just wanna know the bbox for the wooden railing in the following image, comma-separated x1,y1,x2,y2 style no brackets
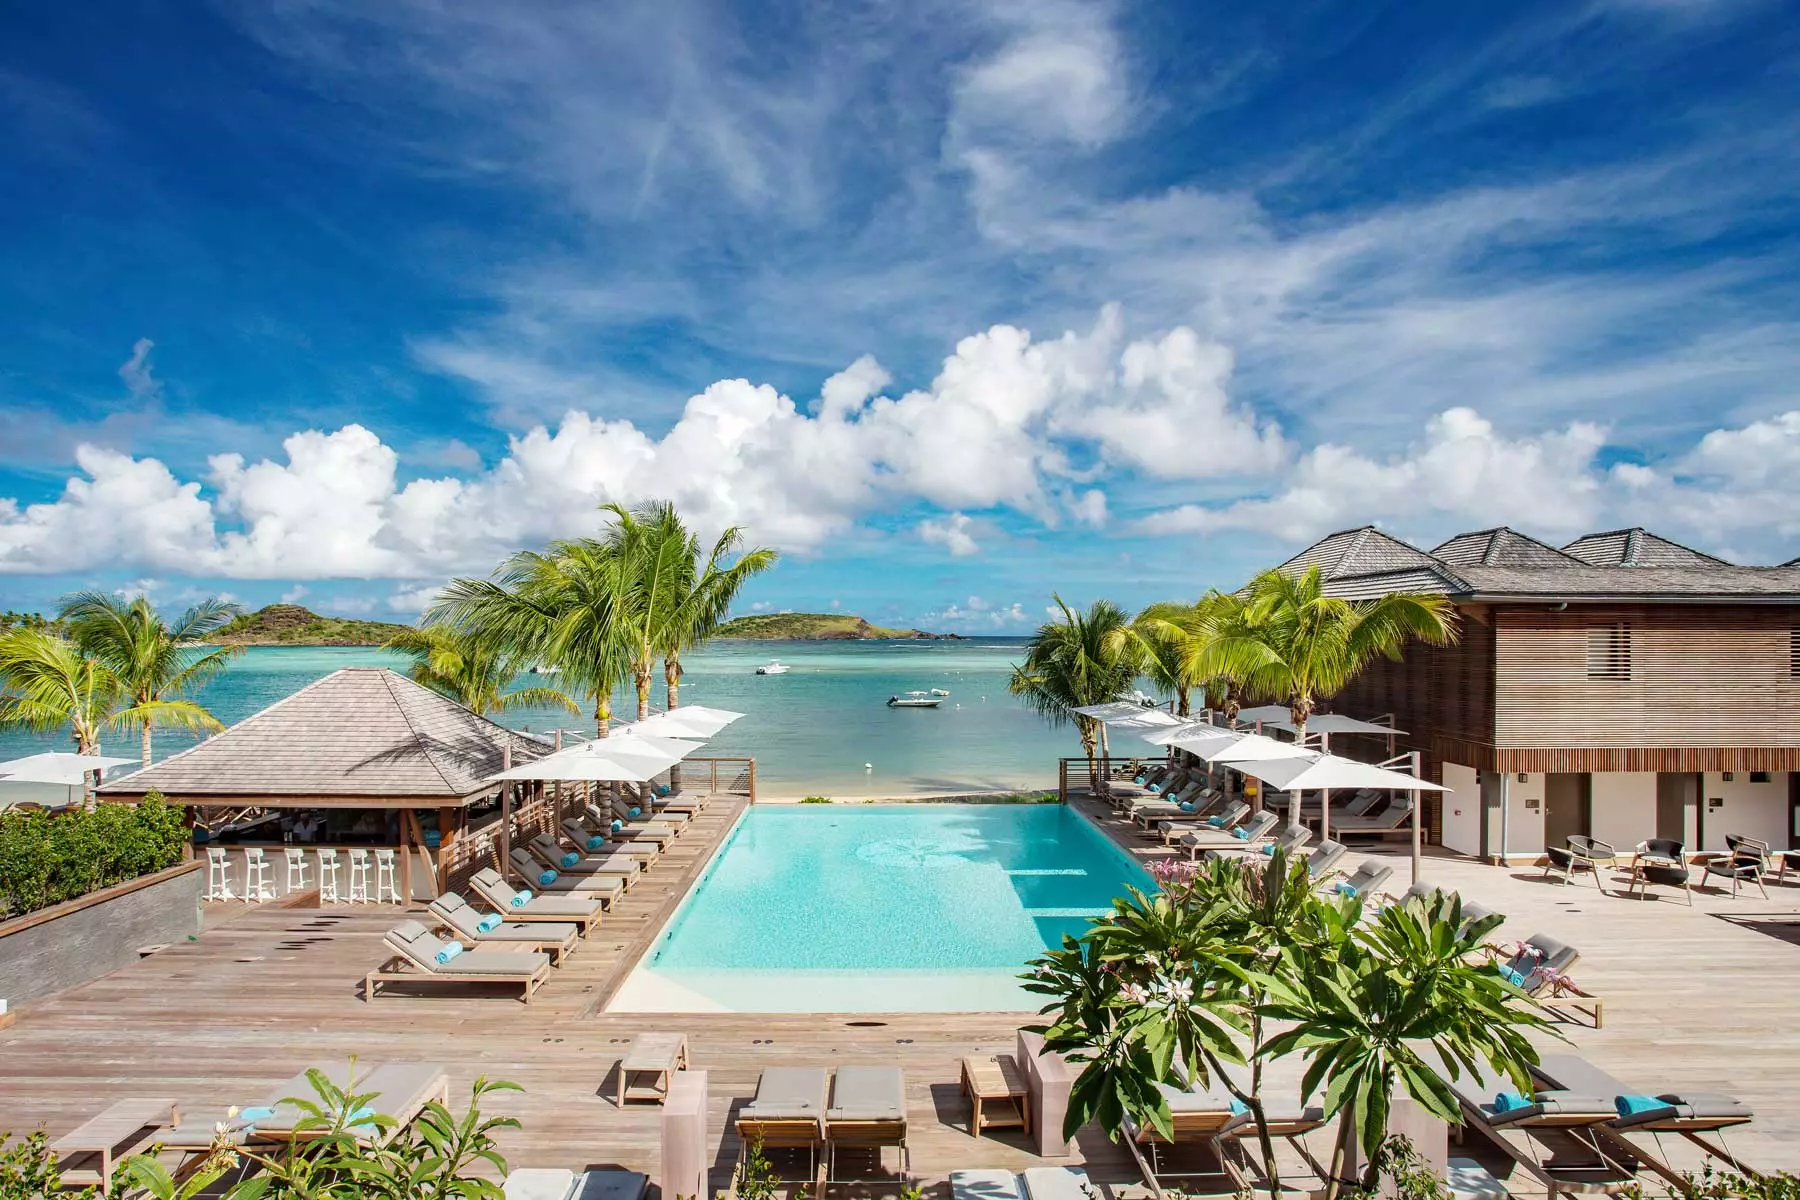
1058,755,1165,803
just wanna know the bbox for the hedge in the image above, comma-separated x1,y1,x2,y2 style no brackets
0,791,188,920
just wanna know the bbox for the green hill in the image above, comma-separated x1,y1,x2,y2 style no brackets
212,604,413,646
710,612,960,640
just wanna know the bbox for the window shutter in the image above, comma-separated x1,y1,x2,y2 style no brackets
1585,624,1630,681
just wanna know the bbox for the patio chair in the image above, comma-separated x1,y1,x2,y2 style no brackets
1702,836,1769,898
369,921,552,1004
1491,933,1603,1026
1205,821,1311,864
509,848,635,897
825,1066,909,1183
1320,859,1393,903
469,867,609,928
1626,838,1691,905
736,1067,830,1186
1180,809,1278,860
1448,1066,1643,1197
428,892,578,964
1542,834,1617,891
1157,795,1240,845
1528,1053,1759,1185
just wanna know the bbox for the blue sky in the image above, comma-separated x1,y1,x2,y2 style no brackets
2,0,1799,631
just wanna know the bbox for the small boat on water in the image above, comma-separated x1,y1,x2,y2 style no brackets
755,660,790,675
529,664,561,675
929,688,950,696
887,691,943,708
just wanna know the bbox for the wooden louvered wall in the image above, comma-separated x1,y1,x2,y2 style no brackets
1335,602,1800,779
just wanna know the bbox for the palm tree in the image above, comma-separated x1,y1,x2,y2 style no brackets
640,505,777,711
1008,596,1140,774
57,592,241,767
430,539,629,735
0,628,125,760
383,626,578,719
1200,566,1457,747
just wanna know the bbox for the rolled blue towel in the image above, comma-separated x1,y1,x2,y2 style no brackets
628,806,642,818
1232,827,1249,840
655,785,671,797
1179,801,1196,812
1206,816,1226,827
1492,1091,1529,1113
1337,882,1358,898
239,1106,276,1122
346,1106,377,1127
538,869,558,886
1498,965,1527,987
434,942,463,965
1260,844,1276,856
511,888,533,907
1228,1098,1249,1115
476,913,502,933
611,819,623,832
586,835,605,851
1615,1094,1665,1117
560,851,579,868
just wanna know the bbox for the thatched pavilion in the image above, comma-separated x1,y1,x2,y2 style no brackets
98,667,552,899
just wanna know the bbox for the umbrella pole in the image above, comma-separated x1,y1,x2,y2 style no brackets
1320,787,1330,843
1410,750,1423,886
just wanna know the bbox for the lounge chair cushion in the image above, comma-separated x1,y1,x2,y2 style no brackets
827,1067,905,1119
745,1067,829,1118
952,1171,1024,1200
568,1171,650,1200
1021,1168,1092,1200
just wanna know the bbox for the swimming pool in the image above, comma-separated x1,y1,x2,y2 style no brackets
608,803,1153,1013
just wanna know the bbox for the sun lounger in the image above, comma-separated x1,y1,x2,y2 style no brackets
1447,1158,1510,1200
1490,934,1602,1027
1158,795,1240,844
1206,820,1311,863
527,833,650,876
615,1032,689,1106
470,867,609,927
737,1067,830,1184
1319,859,1394,903
603,797,684,842
155,1062,448,1157
585,801,683,847
1302,839,1347,879
826,1066,909,1181
1529,1054,1758,1184
1450,1064,1642,1196
370,920,552,1004
952,1170,1026,1200
950,1168,1095,1200
1333,799,1416,839
509,848,636,896
1180,809,1278,859
51,1099,180,1189
1121,1070,1247,1193
1400,884,1502,934
430,892,577,964
504,1169,651,1200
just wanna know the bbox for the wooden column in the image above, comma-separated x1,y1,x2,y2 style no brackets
398,810,413,902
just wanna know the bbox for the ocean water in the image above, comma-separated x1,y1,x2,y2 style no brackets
0,639,1084,796
617,804,1150,1012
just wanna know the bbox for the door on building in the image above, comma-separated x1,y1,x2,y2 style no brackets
1543,773,1591,850
1655,772,1699,848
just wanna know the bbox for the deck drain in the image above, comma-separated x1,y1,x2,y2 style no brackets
846,1021,887,1028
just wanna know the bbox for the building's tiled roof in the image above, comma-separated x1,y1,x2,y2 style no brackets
1562,527,1731,568
100,668,549,801
1432,528,1587,569
1271,525,1800,602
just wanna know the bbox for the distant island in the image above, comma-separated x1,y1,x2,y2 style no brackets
710,612,963,640
212,604,414,646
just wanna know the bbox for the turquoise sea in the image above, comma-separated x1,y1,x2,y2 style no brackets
0,639,1083,797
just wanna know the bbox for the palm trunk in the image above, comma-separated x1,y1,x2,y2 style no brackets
635,673,652,721
664,655,681,709
141,720,153,769
1176,687,1190,718
594,696,611,737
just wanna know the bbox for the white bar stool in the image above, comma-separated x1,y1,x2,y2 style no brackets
204,846,236,901
316,848,341,904
373,849,401,903
242,848,275,902
284,847,310,894
347,849,373,903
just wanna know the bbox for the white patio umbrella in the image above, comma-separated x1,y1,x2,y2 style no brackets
487,751,665,784
1233,753,1445,884
662,704,745,728
0,752,137,809
1232,705,1292,726
1262,714,1407,737
1072,701,1157,721
1104,708,1182,734
1199,734,1315,765
624,709,736,738
1142,720,1237,747
592,731,704,760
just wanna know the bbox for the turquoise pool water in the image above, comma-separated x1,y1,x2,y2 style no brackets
616,804,1152,1012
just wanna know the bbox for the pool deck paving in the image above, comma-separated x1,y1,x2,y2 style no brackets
3,793,1800,1195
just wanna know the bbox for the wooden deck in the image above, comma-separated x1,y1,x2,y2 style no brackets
4,794,1800,1195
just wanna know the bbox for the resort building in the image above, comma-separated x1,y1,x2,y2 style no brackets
1276,525,1800,860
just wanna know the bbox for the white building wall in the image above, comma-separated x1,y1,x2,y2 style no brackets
1700,772,1790,851
1502,773,1546,859
1439,764,1482,857
1589,773,1659,853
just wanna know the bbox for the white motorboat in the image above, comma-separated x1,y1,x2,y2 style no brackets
755,660,790,675
928,688,950,697
529,664,561,675
887,691,943,708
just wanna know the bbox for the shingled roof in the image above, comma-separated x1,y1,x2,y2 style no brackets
1269,526,1800,603
100,668,549,805
1562,527,1731,568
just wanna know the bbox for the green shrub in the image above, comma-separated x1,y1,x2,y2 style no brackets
0,790,188,919
0,1129,102,1198
799,796,833,804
